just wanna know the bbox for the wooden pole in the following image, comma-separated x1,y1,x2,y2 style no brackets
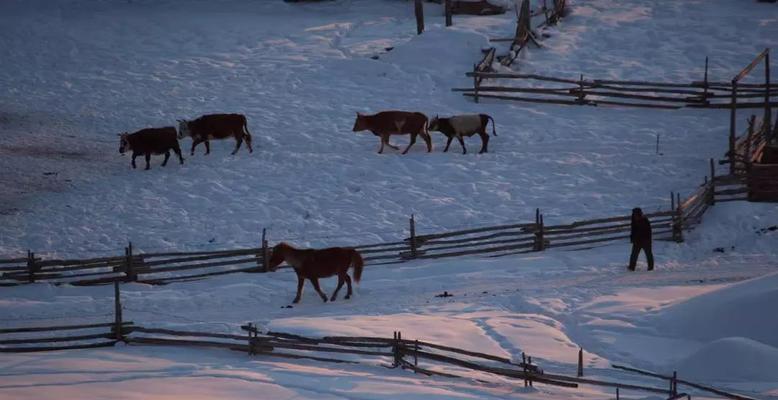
730,80,738,175
414,0,424,35
746,115,755,172
671,191,675,211
765,50,771,129
26,250,35,283
577,348,583,377
473,64,480,103
522,352,529,386
577,74,585,104
113,280,123,341
125,242,136,282
616,387,620,400
261,228,268,272
703,56,709,102
656,133,660,154
709,158,716,205
444,0,452,27
409,214,418,258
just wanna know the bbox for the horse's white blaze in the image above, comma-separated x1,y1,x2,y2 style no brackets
393,118,406,133
449,114,482,137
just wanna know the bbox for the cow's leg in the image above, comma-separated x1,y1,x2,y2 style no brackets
131,153,137,169
385,136,400,151
443,136,453,152
457,135,467,155
173,147,185,165
244,134,253,153
309,277,328,303
204,140,210,155
162,151,170,166
144,152,152,170
378,133,388,154
344,274,353,299
330,274,346,301
190,139,201,156
422,132,432,152
402,133,417,155
231,136,243,155
478,131,489,154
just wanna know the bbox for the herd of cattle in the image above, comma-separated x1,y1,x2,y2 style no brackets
118,111,496,170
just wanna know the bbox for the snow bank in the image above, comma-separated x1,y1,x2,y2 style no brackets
676,337,778,382
654,272,778,348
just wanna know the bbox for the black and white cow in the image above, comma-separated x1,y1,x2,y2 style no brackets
119,127,184,170
429,114,497,154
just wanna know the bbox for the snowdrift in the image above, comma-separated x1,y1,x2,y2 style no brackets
676,337,778,382
654,272,778,348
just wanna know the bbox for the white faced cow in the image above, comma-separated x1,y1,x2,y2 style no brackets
352,111,431,154
429,114,497,154
177,113,253,156
118,127,184,170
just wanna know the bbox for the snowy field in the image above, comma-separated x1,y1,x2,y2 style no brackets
1,0,778,399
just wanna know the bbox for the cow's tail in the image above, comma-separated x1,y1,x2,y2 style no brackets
351,250,363,283
487,115,497,136
241,116,252,140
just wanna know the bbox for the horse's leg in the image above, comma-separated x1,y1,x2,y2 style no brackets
292,273,305,304
162,151,170,166
344,274,353,299
204,140,210,155
330,274,346,302
386,134,400,150
190,138,200,156
309,277,328,303
378,133,387,154
422,131,432,152
443,136,453,152
144,152,152,170
401,132,417,155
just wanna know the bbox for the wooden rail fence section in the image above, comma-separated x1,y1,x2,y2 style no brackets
458,49,777,110
1,157,746,287
0,311,756,400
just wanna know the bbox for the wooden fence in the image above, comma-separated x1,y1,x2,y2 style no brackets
457,51,778,109
0,311,757,400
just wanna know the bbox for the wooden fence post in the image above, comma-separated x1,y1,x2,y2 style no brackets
409,214,418,258
522,352,528,386
260,228,269,272
114,280,123,341
729,80,738,175
125,242,137,282
577,347,583,377
533,209,545,251
765,49,771,129
577,74,585,104
473,64,480,103
543,0,550,26
746,115,755,172
414,0,424,35
709,158,716,205
703,56,709,103
616,387,620,400
26,250,36,283
674,193,684,242
671,371,678,397
444,0,452,27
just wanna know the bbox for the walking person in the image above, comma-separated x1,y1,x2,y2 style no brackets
629,207,654,271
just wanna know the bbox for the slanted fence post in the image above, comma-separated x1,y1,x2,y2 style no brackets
113,280,124,342
444,0,453,27
414,0,424,35
125,242,137,282
26,250,36,283
260,228,269,272
409,214,418,258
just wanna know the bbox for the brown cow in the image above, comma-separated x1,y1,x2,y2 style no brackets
352,111,431,154
119,127,184,170
177,113,253,156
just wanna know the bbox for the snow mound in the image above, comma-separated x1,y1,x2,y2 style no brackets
677,337,778,382
654,272,778,347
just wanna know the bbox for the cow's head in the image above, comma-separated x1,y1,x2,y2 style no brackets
429,115,440,132
118,133,131,154
352,113,367,132
176,119,191,139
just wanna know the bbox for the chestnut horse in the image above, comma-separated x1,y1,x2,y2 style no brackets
269,242,364,304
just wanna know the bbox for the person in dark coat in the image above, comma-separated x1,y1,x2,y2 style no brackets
629,207,654,271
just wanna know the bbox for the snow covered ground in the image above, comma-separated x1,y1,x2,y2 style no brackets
1,0,777,399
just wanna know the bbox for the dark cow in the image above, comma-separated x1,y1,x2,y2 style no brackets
177,113,253,156
429,114,497,154
352,111,431,154
118,127,184,170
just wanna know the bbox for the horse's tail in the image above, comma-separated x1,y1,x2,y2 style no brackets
241,115,252,140
351,250,364,283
